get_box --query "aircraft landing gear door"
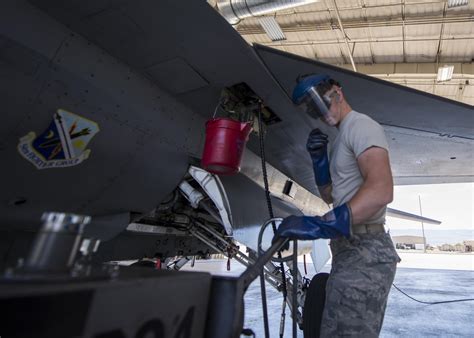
[186,166,233,235]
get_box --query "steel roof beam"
[337,62,474,75]
[361,0,376,64]
[435,2,448,64]
[322,0,348,66]
[402,0,407,63]
[332,0,357,71]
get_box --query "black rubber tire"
[303,272,330,338]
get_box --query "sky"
[386,182,474,231]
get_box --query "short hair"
[316,78,341,96]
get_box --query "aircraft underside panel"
[0,1,209,229]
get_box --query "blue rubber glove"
[274,203,352,240]
[307,129,332,187]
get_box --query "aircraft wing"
[386,208,441,225]
[253,44,474,188]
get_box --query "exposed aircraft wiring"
[392,283,474,305]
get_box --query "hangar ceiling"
[211,0,474,105]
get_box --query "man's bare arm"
[348,147,393,225]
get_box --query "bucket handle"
[212,101,260,123]
[212,102,220,119]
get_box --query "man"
[274,74,400,337]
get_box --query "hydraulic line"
[257,103,289,338]
[292,240,298,338]
[192,220,282,287]
[257,105,271,338]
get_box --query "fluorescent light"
[258,17,286,41]
[437,65,454,82]
[447,0,469,8]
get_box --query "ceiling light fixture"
[437,65,454,82]
[447,0,469,8]
[258,17,286,41]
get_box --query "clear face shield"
[300,86,332,121]
[300,87,337,126]
[293,74,339,126]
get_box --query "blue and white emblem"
[18,109,100,169]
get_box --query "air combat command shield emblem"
[18,109,100,169]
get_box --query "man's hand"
[306,129,332,189]
[273,204,352,241]
[306,128,329,158]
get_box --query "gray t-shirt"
[329,110,389,224]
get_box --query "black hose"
[257,103,288,338]
[292,240,298,338]
[392,283,474,305]
[257,104,271,338]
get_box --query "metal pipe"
[249,1,449,16]
[262,36,474,47]
[332,0,357,72]
[238,15,472,34]
[435,2,448,65]
[241,237,289,289]
[25,212,91,272]
[217,0,319,25]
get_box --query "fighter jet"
[0,1,472,336]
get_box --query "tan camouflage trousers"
[319,232,400,337]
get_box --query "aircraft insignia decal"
[18,109,100,169]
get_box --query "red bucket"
[201,118,253,175]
